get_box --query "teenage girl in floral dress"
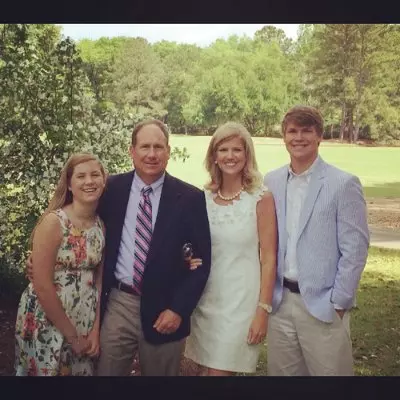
[15,153,106,376]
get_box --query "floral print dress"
[15,208,105,376]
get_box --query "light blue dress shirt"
[114,172,165,286]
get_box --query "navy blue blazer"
[97,170,212,345]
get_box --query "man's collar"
[288,155,320,178]
[133,172,166,192]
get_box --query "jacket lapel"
[296,158,326,242]
[103,170,134,286]
[275,166,289,252]
[146,173,182,265]
[110,171,135,249]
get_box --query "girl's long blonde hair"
[29,153,106,248]
[204,122,263,193]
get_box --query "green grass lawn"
[252,247,400,376]
[167,135,400,198]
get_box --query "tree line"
[77,23,400,142]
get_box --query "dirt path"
[369,226,400,250]
[367,197,400,249]
[367,198,400,231]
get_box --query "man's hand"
[153,309,182,334]
[25,253,34,282]
[335,309,346,320]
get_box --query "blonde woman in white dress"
[184,122,277,376]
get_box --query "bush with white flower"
[0,25,188,296]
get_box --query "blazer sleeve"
[97,175,113,221]
[168,190,212,320]
[331,175,370,309]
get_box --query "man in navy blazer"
[264,106,369,376]
[96,119,211,376]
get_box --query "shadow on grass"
[0,296,19,376]
[0,264,27,375]
[363,182,400,198]
[351,268,400,376]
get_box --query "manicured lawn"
[167,135,400,198]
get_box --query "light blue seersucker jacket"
[264,157,370,323]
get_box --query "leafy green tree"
[0,25,131,270]
[153,41,203,133]
[254,25,294,54]
[193,35,298,135]
[77,37,127,110]
[307,25,359,141]
[304,24,400,142]
[362,24,400,142]
[108,38,167,118]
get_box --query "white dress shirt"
[114,173,165,285]
[284,156,319,282]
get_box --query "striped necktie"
[133,186,153,294]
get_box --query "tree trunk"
[354,103,361,143]
[339,102,347,142]
[354,124,360,142]
[244,117,255,136]
[348,110,354,143]
[330,124,334,139]
[353,25,367,145]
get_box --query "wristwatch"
[258,302,273,314]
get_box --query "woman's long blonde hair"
[29,153,106,248]
[204,122,263,193]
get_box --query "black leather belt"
[113,280,140,296]
[283,278,300,294]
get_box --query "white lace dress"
[185,187,266,373]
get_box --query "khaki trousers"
[267,288,354,376]
[96,288,184,376]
